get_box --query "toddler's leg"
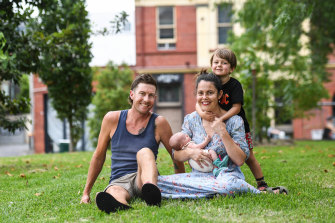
[246,150,268,190]
[245,132,269,191]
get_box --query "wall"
[136,6,197,68]
[32,75,47,153]
[293,65,335,139]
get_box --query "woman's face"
[196,80,222,112]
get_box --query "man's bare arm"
[80,112,117,203]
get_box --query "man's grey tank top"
[110,110,159,182]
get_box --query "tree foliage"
[88,62,132,147]
[95,11,129,36]
[32,0,92,152]
[0,0,40,132]
[0,0,129,149]
[227,0,334,140]
[17,74,30,104]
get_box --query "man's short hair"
[128,74,157,105]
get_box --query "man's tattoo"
[138,127,145,134]
[174,163,179,170]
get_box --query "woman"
[157,72,283,198]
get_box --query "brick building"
[32,75,93,154]
[134,0,246,133]
[32,75,48,154]
[32,0,335,153]
[293,59,335,139]
[134,0,335,138]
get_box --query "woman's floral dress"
[157,112,260,199]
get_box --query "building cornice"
[135,0,210,7]
[134,66,204,74]
[33,87,48,93]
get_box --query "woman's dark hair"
[128,73,157,105]
[195,69,222,93]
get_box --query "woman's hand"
[210,116,246,166]
[188,148,212,168]
[211,117,227,134]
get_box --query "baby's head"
[169,132,191,150]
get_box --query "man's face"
[130,83,157,114]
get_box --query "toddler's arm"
[196,103,215,121]
[219,103,241,122]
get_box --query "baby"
[169,132,210,151]
[169,132,212,172]
[169,132,229,175]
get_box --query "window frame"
[156,6,176,50]
[155,74,182,107]
[217,4,233,45]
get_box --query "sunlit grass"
[0,141,334,222]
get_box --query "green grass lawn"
[1,141,335,222]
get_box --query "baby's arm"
[219,103,241,122]
[196,102,215,121]
[196,135,211,149]
[187,135,211,149]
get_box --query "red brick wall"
[136,6,155,67]
[293,67,335,139]
[184,73,197,115]
[33,75,47,153]
[136,6,197,67]
[175,6,197,53]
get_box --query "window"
[273,80,292,125]
[155,74,181,106]
[217,4,232,44]
[157,6,176,50]
[157,43,176,50]
[158,83,180,103]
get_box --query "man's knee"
[137,147,154,160]
[106,185,129,198]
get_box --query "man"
[80,74,185,213]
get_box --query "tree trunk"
[68,117,74,152]
[252,69,256,142]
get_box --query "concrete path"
[0,143,34,157]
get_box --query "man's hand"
[80,194,91,204]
